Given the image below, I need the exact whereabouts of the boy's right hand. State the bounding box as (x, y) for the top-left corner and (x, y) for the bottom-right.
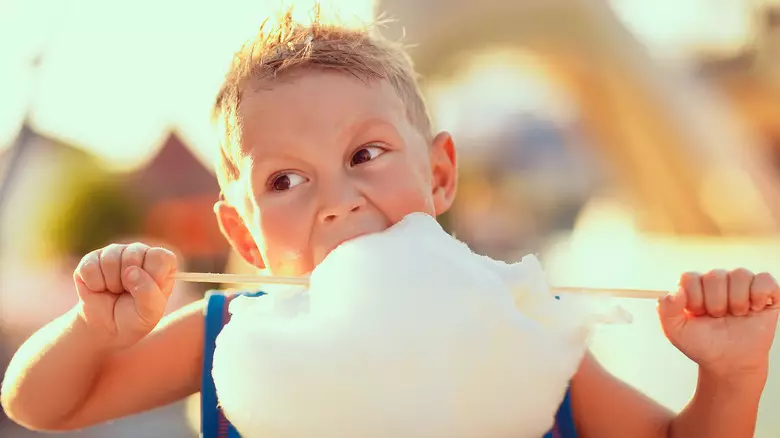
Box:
(73, 243), (177, 350)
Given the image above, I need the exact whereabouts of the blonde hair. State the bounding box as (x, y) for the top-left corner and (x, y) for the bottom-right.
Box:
(212, 5), (432, 200)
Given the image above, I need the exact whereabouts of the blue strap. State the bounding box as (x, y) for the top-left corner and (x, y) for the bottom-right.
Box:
(201, 291), (257, 437)
(201, 291), (227, 438)
(202, 290), (267, 438)
(555, 387), (578, 437)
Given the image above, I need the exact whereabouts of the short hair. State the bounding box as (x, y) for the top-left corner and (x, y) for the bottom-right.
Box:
(212, 5), (432, 201)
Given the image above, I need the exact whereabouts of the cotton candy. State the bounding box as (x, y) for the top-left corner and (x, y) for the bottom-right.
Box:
(212, 212), (630, 438)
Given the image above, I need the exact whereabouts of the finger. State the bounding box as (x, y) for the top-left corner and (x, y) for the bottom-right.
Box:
(99, 244), (126, 294)
(680, 272), (705, 316)
(658, 287), (688, 334)
(752, 272), (780, 310)
(702, 269), (728, 317)
(120, 242), (150, 291)
(728, 268), (753, 316)
(75, 249), (106, 292)
(771, 276), (780, 309)
(123, 266), (168, 326)
(142, 247), (177, 296)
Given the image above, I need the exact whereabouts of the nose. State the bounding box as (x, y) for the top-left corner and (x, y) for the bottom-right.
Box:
(317, 180), (367, 223)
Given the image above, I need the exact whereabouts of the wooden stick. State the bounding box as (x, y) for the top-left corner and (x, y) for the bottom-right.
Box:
(552, 286), (667, 300)
(172, 272), (309, 286)
(172, 272), (669, 299)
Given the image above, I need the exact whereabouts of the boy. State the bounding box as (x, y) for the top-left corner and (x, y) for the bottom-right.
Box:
(2, 8), (778, 438)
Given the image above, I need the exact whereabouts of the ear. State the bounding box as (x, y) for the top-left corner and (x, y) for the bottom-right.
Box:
(429, 131), (458, 215)
(214, 200), (266, 269)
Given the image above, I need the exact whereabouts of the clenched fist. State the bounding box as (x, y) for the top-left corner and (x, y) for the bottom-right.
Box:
(73, 242), (177, 350)
(658, 268), (780, 378)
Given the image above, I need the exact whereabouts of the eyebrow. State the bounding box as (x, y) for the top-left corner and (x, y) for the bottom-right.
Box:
(250, 113), (401, 160)
(347, 116), (401, 139)
(250, 147), (304, 166)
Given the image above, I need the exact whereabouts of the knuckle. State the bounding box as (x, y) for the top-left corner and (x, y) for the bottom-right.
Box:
(144, 248), (164, 265)
(755, 272), (775, 287)
(729, 267), (753, 281)
(126, 241), (150, 253)
(146, 247), (176, 269)
(753, 272), (779, 296)
(703, 269), (728, 279)
(75, 262), (104, 290)
(679, 271), (700, 285)
(702, 269), (727, 286)
(77, 250), (99, 270)
(757, 271), (778, 285)
(104, 243), (125, 253)
(79, 249), (97, 262)
(122, 245), (147, 263)
(100, 244), (125, 264)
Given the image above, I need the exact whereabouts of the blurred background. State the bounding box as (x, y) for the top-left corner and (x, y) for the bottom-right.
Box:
(2, 0), (780, 436)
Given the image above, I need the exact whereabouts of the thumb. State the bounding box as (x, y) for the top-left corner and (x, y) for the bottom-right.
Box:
(658, 288), (688, 335)
(123, 266), (168, 326)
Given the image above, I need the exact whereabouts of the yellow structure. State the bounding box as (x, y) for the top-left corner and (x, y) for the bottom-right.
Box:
(377, 0), (780, 236)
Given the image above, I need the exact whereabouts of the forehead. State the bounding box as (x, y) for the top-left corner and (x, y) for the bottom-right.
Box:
(236, 70), (409, 148)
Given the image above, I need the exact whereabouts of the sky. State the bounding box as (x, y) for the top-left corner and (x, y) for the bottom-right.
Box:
(0, 0), (769, 170)
(0, 0), (375, 169)
(610, 0), (757, 56)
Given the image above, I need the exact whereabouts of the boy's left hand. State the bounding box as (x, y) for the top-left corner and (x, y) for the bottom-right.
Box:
(658, 269), (780, 379)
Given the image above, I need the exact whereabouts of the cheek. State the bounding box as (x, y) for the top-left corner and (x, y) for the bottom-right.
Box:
(253, 199), (312, 261)
(370, 160), (435, 220)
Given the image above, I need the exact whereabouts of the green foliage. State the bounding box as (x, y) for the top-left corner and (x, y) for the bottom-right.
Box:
(41, 171), (145, 259)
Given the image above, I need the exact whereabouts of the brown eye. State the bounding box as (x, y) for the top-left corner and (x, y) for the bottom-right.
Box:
(272, 175), (291, 191)
(350, 145), (385, 166)
(269, 173), (305, 191)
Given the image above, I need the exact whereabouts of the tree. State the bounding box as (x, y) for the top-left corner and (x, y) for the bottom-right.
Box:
(40, 167), (145, 260)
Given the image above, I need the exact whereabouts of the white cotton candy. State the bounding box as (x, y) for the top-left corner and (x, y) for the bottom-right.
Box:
(212, 213), (630, 438)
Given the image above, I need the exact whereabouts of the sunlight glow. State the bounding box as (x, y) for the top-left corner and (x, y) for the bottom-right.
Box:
(609, 0), (754, 56)
(0, 0), (765, 167)
(0, 0), (377, 169)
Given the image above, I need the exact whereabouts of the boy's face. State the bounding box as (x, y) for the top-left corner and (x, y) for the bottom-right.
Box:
(216, 70), (457, 276)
